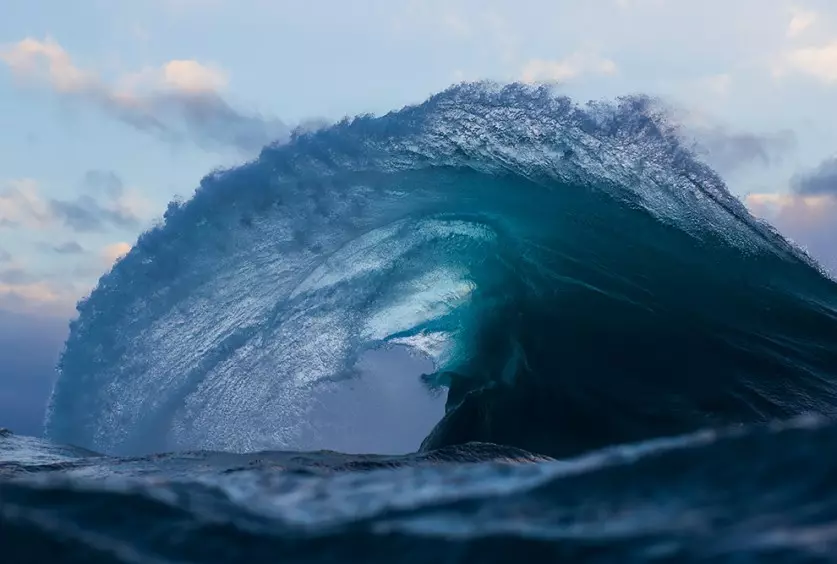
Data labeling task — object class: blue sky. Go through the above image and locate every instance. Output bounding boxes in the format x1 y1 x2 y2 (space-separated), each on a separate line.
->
2 0 837 433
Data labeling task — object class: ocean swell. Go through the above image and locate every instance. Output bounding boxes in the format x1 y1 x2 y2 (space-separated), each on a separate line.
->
45 82 837 458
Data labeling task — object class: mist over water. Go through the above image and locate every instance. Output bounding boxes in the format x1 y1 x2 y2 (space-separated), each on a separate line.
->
294 346 443 454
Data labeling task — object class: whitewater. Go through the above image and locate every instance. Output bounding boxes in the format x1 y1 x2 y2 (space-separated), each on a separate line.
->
4 82 837 562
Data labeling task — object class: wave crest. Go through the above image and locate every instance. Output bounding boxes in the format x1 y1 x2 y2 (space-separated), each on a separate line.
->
46 82 837 457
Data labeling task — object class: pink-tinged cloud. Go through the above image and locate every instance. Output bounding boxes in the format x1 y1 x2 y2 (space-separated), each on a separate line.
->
779 41 837 83
744 154 837 273
0 176 146 233
0 278 79 316
101 242 132 265
746 192 837 274
0 37 287 153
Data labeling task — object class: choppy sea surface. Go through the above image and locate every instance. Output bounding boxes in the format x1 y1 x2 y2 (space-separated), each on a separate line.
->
4 83 837 562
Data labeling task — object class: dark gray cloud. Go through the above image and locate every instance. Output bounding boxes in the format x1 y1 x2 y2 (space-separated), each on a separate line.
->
52 241 85 254
655 99 797 175
793 157 837 196
0 171 143 233
1 38 289 155
102 90 289 154
49 194 140 232
751 156 837 275
691 127 796 175
0 247 10 262
0 267 36 285
82 170 124 198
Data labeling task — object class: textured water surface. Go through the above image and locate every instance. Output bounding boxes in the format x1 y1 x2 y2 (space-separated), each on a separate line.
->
4 83 837 562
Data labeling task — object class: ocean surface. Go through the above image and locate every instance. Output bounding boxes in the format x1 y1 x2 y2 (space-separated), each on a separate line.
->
3 83 837 562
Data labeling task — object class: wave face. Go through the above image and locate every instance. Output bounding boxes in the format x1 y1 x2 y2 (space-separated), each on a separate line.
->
45 83 837 458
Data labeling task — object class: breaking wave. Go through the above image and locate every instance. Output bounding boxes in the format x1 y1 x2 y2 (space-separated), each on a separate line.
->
45 82 837 459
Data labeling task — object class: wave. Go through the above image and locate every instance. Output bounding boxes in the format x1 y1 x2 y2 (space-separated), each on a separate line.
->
45 82 837 458
6 417 837 563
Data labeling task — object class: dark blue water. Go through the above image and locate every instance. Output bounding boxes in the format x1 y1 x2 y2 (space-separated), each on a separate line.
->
4 83 837 562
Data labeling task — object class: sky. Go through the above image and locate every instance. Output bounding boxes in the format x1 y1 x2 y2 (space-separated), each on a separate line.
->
2 0 837 435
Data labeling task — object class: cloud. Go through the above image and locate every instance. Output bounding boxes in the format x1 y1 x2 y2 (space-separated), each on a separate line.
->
0 175 147 233
746 191 832 217
0 37 288 153
658 103 796 174
690 127 796 174
0 241 128 315
50 194 141 232
0 240 134 316
520 52 617 83
747 192 837 272
0 267 36 285
0 255 79 313
787 9 818 38
745 156 837 273
102 242 132 264
0 179 52 229
0 248 10 263
778 41 837 83
0 173 145 314
792 156 837 195
52 241 85 254
0 252 73 313
0 279 73 313
82 170 125 198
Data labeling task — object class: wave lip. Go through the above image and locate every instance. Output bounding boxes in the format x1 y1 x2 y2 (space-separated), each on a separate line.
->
45 82 837 458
